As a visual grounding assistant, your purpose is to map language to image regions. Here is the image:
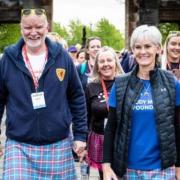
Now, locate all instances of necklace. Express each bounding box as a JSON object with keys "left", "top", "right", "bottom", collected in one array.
[{"left": 143, "top": 81, "right": 151, "bottom": 96}]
